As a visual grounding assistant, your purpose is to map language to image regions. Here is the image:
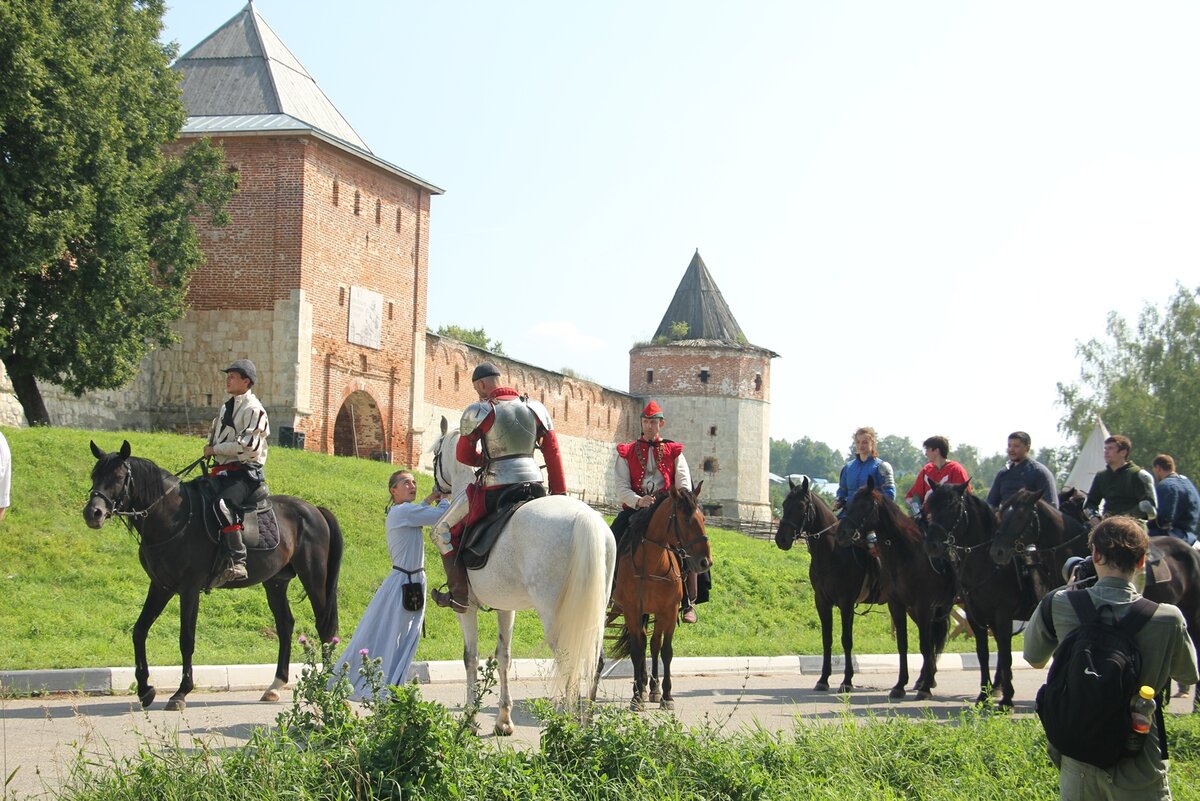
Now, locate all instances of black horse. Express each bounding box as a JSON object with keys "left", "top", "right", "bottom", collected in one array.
[
  {"left": 991, "top": 488, "right": 1091, "bottom": 603},
  {"left": 83, "top": 441, "right": 343, "bottom": 711},
  {"left": 923, "top": 482, "right": 1025, "bottom": 707},
  {"left": 837, "top": 479, "right": 957, "bottom": 700},
  {"left": 775, "top": 476, "right": 881, "bottom": 693}
]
